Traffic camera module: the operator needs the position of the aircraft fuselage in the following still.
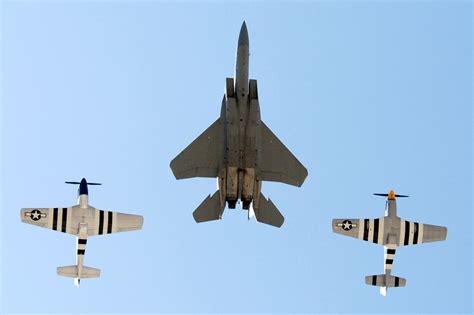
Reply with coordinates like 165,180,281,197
217,22,262,211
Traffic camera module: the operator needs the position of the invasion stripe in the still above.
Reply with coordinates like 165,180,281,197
387,249,396,255
385,259,393,265
78,239,87,245
413,222,419,244
418,223,424,244
99,210,104,235
363,219,369,241
52,208,58,231
358,219,364,239
107,211,113,234
61,208,67,233
372,275,377,286
77,249,85,255
378,218,385,244
373,218,379,243
404,220,410,246
399,220,405,246
395,277,400,287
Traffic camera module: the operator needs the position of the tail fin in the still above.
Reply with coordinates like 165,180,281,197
365,274,406,295
253,193,284,228
57,265,101,279
193,191,225,223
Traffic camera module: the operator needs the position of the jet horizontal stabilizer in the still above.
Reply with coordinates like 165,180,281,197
193,191,225,223
253,193,284,228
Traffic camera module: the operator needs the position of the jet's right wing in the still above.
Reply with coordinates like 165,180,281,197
260,121,308,187
170,118,225,179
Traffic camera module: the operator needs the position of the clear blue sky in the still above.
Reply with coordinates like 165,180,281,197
1,1,471,314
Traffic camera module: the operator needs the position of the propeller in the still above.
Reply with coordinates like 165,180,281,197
65,181,102,185
374,193,409,198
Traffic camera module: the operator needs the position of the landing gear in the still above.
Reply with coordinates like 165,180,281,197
227,200,237,209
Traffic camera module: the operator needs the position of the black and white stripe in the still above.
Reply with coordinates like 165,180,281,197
61,207,68,233
400,219,424,246
52,208,58,231
77,238,87,256
384,246,396,271
98,210,114,235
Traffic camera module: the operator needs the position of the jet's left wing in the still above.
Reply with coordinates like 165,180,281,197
170,118,225,180
260,121,308,187
332,218,387,245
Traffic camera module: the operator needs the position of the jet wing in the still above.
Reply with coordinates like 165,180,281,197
332,218,386,245
88,209,144,236
170,118,225,179
260,121,307,187
398,219,447,246
21,207,78,235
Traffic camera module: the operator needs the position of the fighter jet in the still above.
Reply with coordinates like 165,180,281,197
20,178,144,286
332,191,447,296
170,22,308,228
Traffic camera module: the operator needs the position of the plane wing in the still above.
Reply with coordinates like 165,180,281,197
21,207,143,236
398,219,447,246
88,209,143,236
21,207,78,235
332,218,386,245
260,121,308,187
170,118,225,180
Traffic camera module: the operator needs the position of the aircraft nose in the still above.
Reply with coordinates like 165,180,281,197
238,21,249,46
81,178,87,184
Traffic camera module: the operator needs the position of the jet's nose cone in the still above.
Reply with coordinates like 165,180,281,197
238,21,249,46
81,178,87,184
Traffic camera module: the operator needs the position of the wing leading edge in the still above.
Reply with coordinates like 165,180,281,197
260,121,308,187
170,118,225,180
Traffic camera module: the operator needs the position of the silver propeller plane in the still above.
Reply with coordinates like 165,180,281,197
20,178,144,286
332,191,447,296
170,22,308,228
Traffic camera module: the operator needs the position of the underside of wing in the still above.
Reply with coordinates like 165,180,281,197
170,118,225,180
260,121,307,187
89,209,144,236
21,207,78,235
398,220,447,246
332,218,386,244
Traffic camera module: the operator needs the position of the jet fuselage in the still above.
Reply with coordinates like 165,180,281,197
218,22,261,211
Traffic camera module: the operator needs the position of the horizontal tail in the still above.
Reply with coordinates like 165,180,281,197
365,274,406,288
253,193,284,228
57,265,100,279
193,191,225,223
